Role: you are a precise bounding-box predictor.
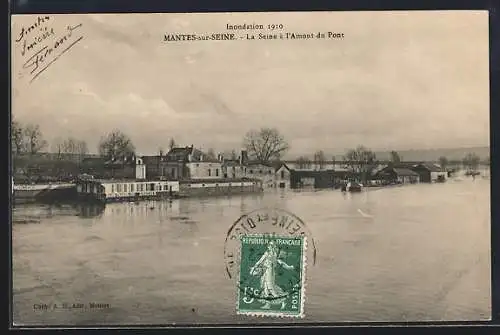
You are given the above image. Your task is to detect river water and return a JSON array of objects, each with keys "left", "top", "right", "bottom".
[{"left": 12, "top": 177, "right": 491, "bottom": 325}]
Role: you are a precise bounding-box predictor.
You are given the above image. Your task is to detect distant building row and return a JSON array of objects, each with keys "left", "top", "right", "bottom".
[{"left": 80, "top": 146, "right": 448, "bottom": 189}]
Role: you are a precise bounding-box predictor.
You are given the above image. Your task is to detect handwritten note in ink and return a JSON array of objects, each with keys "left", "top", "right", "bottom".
[{"left": 13, "top": 16, "right": 84, "bottom": 83}]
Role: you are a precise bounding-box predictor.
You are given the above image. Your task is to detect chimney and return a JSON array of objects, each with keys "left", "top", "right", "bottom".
[{"left": 240, "top": 149, "right": 248, "bottom": 165}]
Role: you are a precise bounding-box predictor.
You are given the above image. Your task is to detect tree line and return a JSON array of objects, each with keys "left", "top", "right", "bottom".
[
  {"left": 11, "top": 119, "right": 488, "bottom": 180},
  {"left": 12, "top": 119, "right": 89, "bottom": 160}
]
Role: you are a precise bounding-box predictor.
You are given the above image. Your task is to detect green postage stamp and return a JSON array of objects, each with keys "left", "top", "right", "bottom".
[{"left": 237, "top": 234, "right": 307, "bottom": 318}]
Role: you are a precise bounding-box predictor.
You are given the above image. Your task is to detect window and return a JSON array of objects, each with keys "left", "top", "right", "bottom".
[
  {"left": 232, "top": 166, "right": 235, "bottom": 171},
  {"left": 149, "top": 183, "right": 155, "bottom": 191},
  {"left": 117, "top": 184, "right": 122, "bottom": 192},
  {"left": 124, "top": 184, "right": 128, "bottom": 192},
  {"left": 250, "top": 170, "right": 253, "bottom": 174},
  {"left": 131, "top": 184, "right": 135, "bottom": 192},
  {"left": 111, "top": 184, "right": 115, "bottom": 192},
  {"left": 208, "top": 169, "right": 211, "bottom": 176},
  {"left": 171, "top": 168, "right": 175, "bottom": 178},
  {"left": 216, "top": 169, "right": 219, "bottom": 177},
  {"left": 269, "top": 170, "right": 272, "bottom": 174},
  {"left": 281, "top": 171, "right": 285, "bottom": 179},
  {"left": 259, "top": 170, "right": 262, "bottom": 174}
]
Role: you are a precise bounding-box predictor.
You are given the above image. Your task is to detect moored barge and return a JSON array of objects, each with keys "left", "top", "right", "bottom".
[
  {"left": 76, "top": 179, "right": 180, "bottom": 203},
  {"left": 13, "top": 182, "right": 77, "bottom": 203}
]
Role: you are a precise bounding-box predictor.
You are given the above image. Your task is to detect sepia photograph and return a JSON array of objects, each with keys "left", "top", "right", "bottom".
[{"left": 10, "top": 10, "right": 490, "bottom": 325}]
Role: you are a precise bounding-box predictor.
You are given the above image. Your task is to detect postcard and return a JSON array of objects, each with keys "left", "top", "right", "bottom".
[{"left": 11, "top": 11, "right": 490, "bottom": 326}]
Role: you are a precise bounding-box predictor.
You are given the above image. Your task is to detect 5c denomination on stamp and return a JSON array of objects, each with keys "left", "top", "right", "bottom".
[
  {"left": 224, "top": 207, "right": 316, "bottom": 318},
  {"left": 237, "top": 234, "right": 306, "bottom": 318}
]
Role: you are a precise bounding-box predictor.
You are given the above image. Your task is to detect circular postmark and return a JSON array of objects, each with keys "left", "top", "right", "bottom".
[{"left": 224, "top": 207, "right": 317, "bottom": 313}]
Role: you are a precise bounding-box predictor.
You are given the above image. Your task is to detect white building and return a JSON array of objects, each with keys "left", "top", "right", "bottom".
[
  {"left": 183, "top": 147, "right": 223, "bottom": 180},
  {"left": 274, "top": 163, "right": 291, "bottom": 188},
  {"left": 135, "top": 157, "right": 146, "bottom": 180}
]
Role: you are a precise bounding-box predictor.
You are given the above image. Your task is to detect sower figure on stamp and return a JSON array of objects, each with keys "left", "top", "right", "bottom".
[{"left": 249, "top": 241, "right": 294, "bottom": 309}]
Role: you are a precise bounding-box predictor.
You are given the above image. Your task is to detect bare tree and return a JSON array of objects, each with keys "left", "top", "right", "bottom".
[
  {"left": 438, "top": 156, "right": 448, "bottom": 171},
  {"left": 463, "top": 152, "right": 480, "bottom": 172},
  {"left": 23, "top": 123, "right": 47, "bottom": 155},
  {"left": 76, "top": 140, "right": 88, "bottom": 161},
  {"left": 344, "top": 145, "right": 377, "bottom": 183},
  {"left": 62, "top": 137, "right": 78, "bottom": 159},
  {"left": 313, "top": 150, "right": 326, "bottom": 170},
  {"left": 390, "top": 150, "right": 401, "bottom": 163},
  {"left": 12, "top": 120, "right": 25, "bottom": 156},
  {"left": 98, "top": 130, "right": 135, "bottom": 161},
  {"left": 169, "top": 138, "right": 176, "bottom": 150},
  {"left": 296, "top": 156, "right": 311, "bottom": 169},
  {"left": 243, "top": 127, "right": 289, "bottom": 163},
  {"left": 52, "top": 137, "right": 65, "bottom": 160}
]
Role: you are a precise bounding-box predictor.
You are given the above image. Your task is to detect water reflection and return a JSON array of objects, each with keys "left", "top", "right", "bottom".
[{"left": 76, "top": 203, "right": 106, "bottom": 218}]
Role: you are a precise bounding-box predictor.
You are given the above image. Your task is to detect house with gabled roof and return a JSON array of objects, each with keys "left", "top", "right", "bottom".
[
  {"left": 142, "top": 145, "right": 224, "bottom": 180},
  {"left": 273, "top": 162, "right": 291, "bottom": 188},
  {"left": 412, "top": 163, "right": 447, "bottom": 183},
  {"left": 169, "top": 145, "right": 223, "bottom": 180},
  {"left": 374, "top": 165, "right": 420, "bottom": 184},
  {"left": 244, "top": 161, "right": 276, "bottom": 188}
]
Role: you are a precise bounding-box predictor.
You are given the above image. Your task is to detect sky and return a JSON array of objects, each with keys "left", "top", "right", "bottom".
[{"left": 11, "top": 11, "right": 490, "bottom": 158}]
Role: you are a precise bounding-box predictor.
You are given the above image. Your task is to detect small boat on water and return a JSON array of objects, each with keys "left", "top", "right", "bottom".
[{"left": 341, "top": 182, "right": 363, "bottom": 193}]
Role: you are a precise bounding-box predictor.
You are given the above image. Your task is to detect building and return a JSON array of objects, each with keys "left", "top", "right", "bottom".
[
  {"left": 185, "top": 147, "right": 223, "bottom": 180},
  {"left": 412, "top": 163, "right": 447, "bottom": 183},
  {"left": 141, "top": 155, "right": 174, "bottom": 180},
  {"left": 290, "top": 170, "right": 336, "bottom": 189},
  {"left": 374, "top": 166, "right": 420, "bottom": 184},
  {"left": 135, "top": 157, "right": 146, "bottom": 179},
  {"left": 143, "top": 146, "right": 223, "bottom": 180},
  {"left": 80, "top": 155, "right": 137, "bottom": 179},
  {"left": 274, "top": 162, "right": 291, "bottom": 188},
  {"left": 222, "top": 150, "right": 283, "bottom": 188},
  {"left": 245, "top": 161, "right": 276, "bottom": 188},
  {"left": 222, "top": 160, "right": 245, "bottom": 179}
]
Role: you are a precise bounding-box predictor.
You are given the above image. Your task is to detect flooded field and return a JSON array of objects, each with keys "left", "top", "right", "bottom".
[{"left": 12, "top": 178, "right": 491, "bottom": 325}]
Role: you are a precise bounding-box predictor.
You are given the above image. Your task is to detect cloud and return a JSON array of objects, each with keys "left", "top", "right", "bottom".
[{"left": 11, "top": 12, "right": 490, "bottom": 156}]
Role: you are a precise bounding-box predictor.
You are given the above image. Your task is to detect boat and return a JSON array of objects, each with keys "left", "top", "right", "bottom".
[
  {"left": 76, "top": 179, "right": 181, "bottom": 203},
  {"left": 13, "top": 182, "right": 77, "bottom": 203},
  {"left": 342, "top": 182, "right": 363, "bottom": 193}
]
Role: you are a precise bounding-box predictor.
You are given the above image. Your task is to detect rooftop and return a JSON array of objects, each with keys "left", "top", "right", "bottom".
[{"left": 392, "top": 168, "right": 420, "bottom": 176}]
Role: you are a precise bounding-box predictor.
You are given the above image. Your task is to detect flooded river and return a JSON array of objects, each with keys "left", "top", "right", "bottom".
[{"left": 12, "top": 178, "right": 491, "bottom": 325}]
